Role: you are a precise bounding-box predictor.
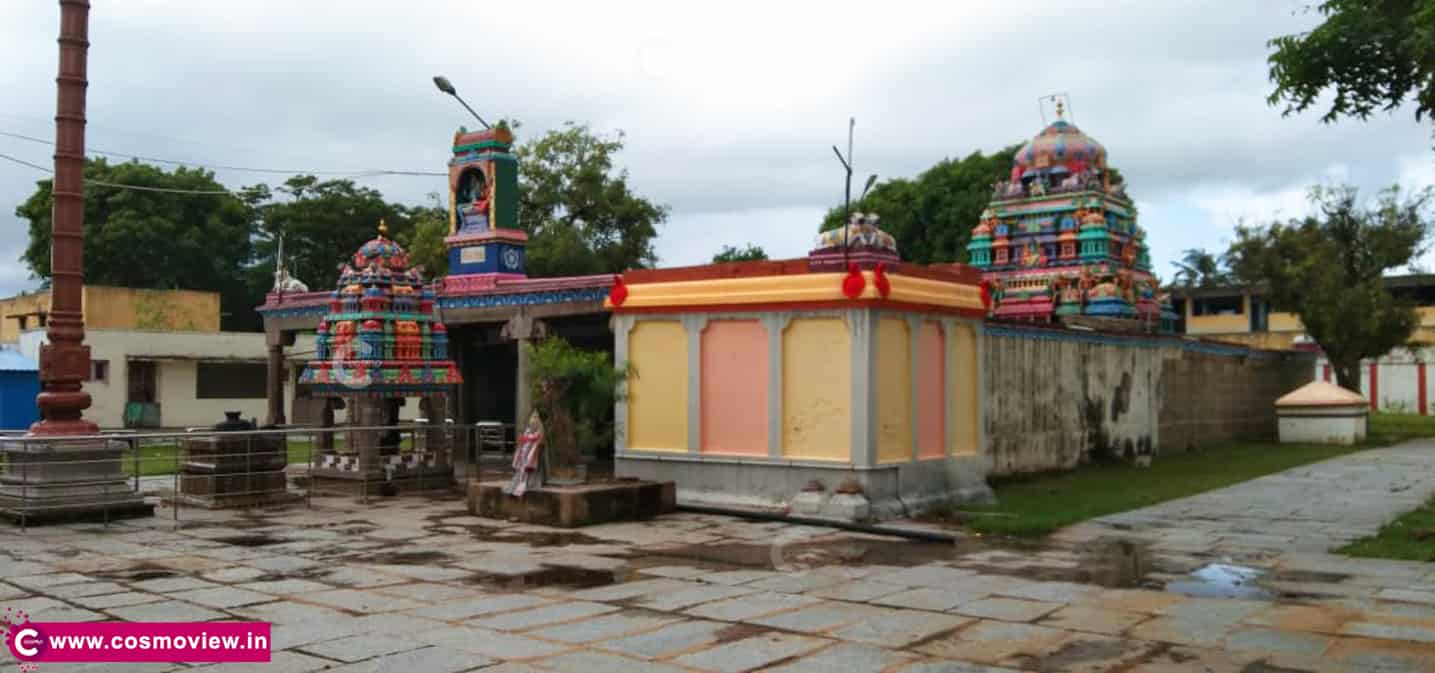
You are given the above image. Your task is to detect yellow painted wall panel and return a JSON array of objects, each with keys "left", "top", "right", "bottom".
[
  {"left": 949, "top": 322, "right": 980, "bottom": 455},
  {"left": 876, "top": 317, "right": 911, "bottom": 464},
  {"left": 627, "top": 320, "right": 688, "bottom": 452},
  {"left": 782, "top": 318, "right": 850, "bottom": 460}
]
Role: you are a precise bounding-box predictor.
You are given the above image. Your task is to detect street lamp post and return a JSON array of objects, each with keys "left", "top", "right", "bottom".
[{"left": 432, "top": 76, "right": 490, "bottom": 130}]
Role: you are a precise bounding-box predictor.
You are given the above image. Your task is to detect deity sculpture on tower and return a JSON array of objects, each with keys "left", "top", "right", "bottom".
[{"left": 443, "top": 121, "right": 531, "bottom": 287}]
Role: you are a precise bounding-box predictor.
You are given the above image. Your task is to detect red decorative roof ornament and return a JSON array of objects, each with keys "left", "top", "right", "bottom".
[
  {"left": 842, "top": 262, "right": 866, "bottom": 299},
  {"left": 609, "top": 275, "right": 629, "bottom": 306},
  {"left": 873, "top": 262, "right": 891, "bottom": 299}
]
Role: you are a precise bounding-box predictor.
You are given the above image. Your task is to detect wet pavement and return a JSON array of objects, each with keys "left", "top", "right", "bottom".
[{"left": 3, "top": 442, "right": 1435, "bottom": 672}]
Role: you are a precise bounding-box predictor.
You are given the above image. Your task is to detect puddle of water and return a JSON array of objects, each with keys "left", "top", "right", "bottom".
[
  {"left": 663, "top": 537, "right": 958, "bottom": 570},
  {"left": 465, "top": 566, "right": 619, "bottom": 590},
  {"left": 458, "top": 526, "right": 605, "bottom": 548},
  {"left": 954, "top": 538, "right": 1153, "bottom": 589},
  {"left": 1165, "top": 563, "right": 1274, "bottom": 600},
  {"left": 97, "top": 563, "right": 179, "bottom": 582},
  {"left": 214, "top": 534, "right": 286, "bottom": 548},
  {"left": 354, "top": 550, "right": 452, "bottom": 565}
]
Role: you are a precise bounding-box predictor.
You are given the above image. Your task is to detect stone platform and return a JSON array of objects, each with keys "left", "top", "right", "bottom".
[
  {"left": 468, "top": 478, "right": 675, "bottom": 528},
  {"left": 0, "top": 436, "right": 154, "bottom": 524}
]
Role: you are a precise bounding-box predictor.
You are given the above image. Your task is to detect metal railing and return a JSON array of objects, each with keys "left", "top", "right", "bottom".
[{"left": 0, "top": 420, "right": 484, "bottom": 531}]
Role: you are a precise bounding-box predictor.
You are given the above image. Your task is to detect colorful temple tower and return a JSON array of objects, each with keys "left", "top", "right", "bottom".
[
  {"left": 301, "top": 222, "right": 462, "bottom": 489},
  {"left": 444, "top": 123, "right": 529, "bottom": 291},
  {"left": 966, "top": 103, "right": 1176, "bottom": 332}
]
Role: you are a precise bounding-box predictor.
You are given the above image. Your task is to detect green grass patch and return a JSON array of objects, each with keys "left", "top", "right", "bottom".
[
  {"left": 1338, "top": 496, "right": 1435, "bottom": 561},
  {"left": 960, "top": 440, "right": 1382, "bottom": 538},
  {"left": 122, "top": 439, "right": 324, "bottom": 477},
  {"left": 1369, "top": 412, "right": 1435, "bottom": 442}
]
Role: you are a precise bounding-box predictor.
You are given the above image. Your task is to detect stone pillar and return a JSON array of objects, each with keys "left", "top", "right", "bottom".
[
  {"left": 502, "top": 313, "right": 548, "bottom": 428},
  {"left": 265, "top": 344, "right": 285, "bottom": 427},
  {"left": 349, "top": 396, "right": 385, "bottom": 476},
  {"left": 317, "top": 399, "right": 335, "bottom": 453}
]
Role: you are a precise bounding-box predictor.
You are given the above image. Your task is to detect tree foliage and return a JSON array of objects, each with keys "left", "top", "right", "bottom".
[
  {"left": 396, "top": 197, "right": 449, "bottom": 279},
  {"left": 1170, "top": 248, "right": 1232, "bottom": 287},
  {"left": 1267, "top": 0, "right": 1435, "bottom": 127},
  {"left": 17, "top": 158, "right": 262, "bottom": 330},
  {"left": 251, "top": 176, "right": 416, "bottom": 296},
  {"left": 817, "top": 145, "right": 1021, "bottom": 264},
  {"left": 1227, "top": 184, "right": 1433, "bottom": 391},
  {"left": 524, "top": 337, "right": 630, "bottom": 471},
  {"left": 516, "top": 121, "right": 668, "bottom": 276},
  {"left": 712, "top": 243, "right": 768, "bottom": 263}
]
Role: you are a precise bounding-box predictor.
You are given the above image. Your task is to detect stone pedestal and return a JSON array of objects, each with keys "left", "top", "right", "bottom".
[
  {"left": 175, "top": 432, "right": 299, "bottom": 508},
  {"left": 468, "top": 479, "right": 675, "bottom": 528},
  {"left": 0, "top": 436, "right": 153, "bottom": 523}
]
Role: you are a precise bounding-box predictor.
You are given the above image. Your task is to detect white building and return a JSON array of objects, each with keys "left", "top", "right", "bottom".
[{"left": 16, "top": 328, "right": 422, "bottom": 429}]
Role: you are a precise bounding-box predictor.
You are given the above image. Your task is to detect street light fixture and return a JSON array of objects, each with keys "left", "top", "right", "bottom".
[{"left": 432, "top": 75, "right": 491, "bottom": 130}]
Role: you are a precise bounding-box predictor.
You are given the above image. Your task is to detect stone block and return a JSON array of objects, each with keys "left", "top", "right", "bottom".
[{"left": 469, "top": 479, "right": 675, "bottom": 528}]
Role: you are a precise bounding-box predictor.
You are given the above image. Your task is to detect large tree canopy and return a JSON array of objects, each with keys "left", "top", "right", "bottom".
[
  {"left": 17, "top": 158, "right": 261, "bottom": 330},
  {"left": 1268, "top": 0, "right": 1435, "bottom": 127},
  {"left": 516, "top": 121, "right": 668, "bottom": 276},
  {"left": 1227, "top": 184, "right": 1433, "bottom": 391},
  {"left": 250, "top": 175, "right": 416, "bottom": 297},
  {"left": 818, "top": 145, "right": 1020, "bottom": 264}
]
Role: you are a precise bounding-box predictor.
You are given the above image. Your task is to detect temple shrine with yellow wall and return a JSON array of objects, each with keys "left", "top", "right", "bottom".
[{"left": 609, "top": 219, "right": 994, "bottom": 517}]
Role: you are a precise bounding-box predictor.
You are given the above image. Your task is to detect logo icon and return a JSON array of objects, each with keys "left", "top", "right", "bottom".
[{"left": 3, "top": 608, "right": 43, "bottom": 672}]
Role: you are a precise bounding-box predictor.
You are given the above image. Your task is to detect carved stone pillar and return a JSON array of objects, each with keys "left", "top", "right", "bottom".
[{"left": 501, "top": 312, "right": 548, "bottom": 429}]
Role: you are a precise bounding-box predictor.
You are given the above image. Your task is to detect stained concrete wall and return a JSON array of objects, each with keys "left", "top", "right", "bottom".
[{"left": 983, "top": 324, "right": 1313, "bottom": 476}]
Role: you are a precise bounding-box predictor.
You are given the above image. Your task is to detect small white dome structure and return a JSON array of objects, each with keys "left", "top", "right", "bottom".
[{"left": 1275, "top": 381, "right": 1368, "bottom": 445}]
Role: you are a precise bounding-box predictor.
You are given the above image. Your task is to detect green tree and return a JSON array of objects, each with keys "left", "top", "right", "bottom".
[
  {"left": 516, "top": 121, "right": 668, "bottom": 276},
  {"left": 1170, "top": 248, "right": 1232, "bottom": 287},
  {"left": 712, "top": 243, "right": 768, "bottom": 263},
  {"left": 524, "top": 337, "right": 630, "bottom": 472},
  {"left": 818, "top": 145, "right": 1021, "bottom": 264},
  {"left": 16, "top": 158, "right": 262, "bottom": 330},
  {"left": 1227, "top": 184, "right": 1433, "bottom": 391},
  {"left": 1267, "top": 0, "right": 1435, "bottom": 128},
  {"left": 396, "top": 195, "right": 450, "bottom": 279},
  {"left": 251, "top": 176, "right": 415, "bottom": 295}
]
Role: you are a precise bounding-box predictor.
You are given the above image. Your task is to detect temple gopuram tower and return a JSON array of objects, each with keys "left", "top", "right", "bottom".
[{"left": 967, "top": 102, "right": 1176, "bottom": 332}]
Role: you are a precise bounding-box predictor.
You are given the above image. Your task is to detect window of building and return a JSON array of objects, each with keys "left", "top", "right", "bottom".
[
  {"left": 1192, "top": 295, "right": 1244, "bottom": 316},
  {"left": 995, "top": 248, "right": 1008, "bottom": 264},
  {"left": 195, "top": 362, "right": 267, "bottom": 399},
  {"left": 89, "top": 360, "right": 109, "bottom": 383},
  {"left": 1061, "top": 242, "right": 1075, "bottom": 258}
]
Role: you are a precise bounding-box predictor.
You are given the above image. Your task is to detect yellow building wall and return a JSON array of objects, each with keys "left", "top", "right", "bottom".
[
  {"left": 626, "top": 320, "right": 688, "bottom": 452},
  {"left": 1, "top": 287, "right": 220, "bottom": 343},
  {"left": 876, "top": 317, "right": 912, "bottom": 464},
  {"left": 949, "top": 322, "right": 980, "bottom": 455},
  {"left": 782, "top": 317, "right": 850, "bottom": 460},
  {"left": 0, "top": 292, "right": 51, "bottom": 343},
  {"left": 84, "top": 287, "right": 219, "bottom": 332}
]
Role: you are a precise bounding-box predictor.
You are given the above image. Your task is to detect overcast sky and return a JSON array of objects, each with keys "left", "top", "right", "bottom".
[{"left": 2, "top": 1, "right": 1433, "bottom": 299}]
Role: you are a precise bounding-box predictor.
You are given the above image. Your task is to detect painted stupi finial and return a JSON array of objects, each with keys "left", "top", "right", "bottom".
[
  {"left": 377, "top": 219, "right": 388, "bottom": 238},
  {"left": 1055, "top": 98, "right": 1065, "bottom": 119}
]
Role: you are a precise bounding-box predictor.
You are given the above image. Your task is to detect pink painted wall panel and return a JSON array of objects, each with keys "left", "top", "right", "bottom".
[
  {"left": 701, "top": 320, "right": 769, "bottom": 455},
  {"left": 918, "top": 321, "right": 946, "bottom": 459}
]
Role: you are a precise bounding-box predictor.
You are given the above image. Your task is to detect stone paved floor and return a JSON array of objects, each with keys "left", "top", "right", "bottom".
[{"left": 4, "top": 442, "right": 1435, "bottom": 673}]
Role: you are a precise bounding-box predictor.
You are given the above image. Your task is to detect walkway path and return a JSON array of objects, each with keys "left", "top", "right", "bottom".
[
  {"left": 2, "top": 444, "right": 1434, "bottom": 672},
  {"left": 1056, "top": 440, "right": 1435, "bottom": 609}
]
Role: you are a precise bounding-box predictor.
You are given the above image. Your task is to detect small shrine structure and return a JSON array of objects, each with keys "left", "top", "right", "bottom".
[
  {"left": 299, "top": 223, "right": 462, "bottom": 491},
  {"left": 609, "top": 214, "right": 992, "bottom": 519},
  {"left": 966, "top": 102, "right": 1177, "bottom": 332}
]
